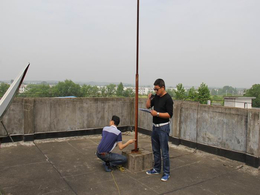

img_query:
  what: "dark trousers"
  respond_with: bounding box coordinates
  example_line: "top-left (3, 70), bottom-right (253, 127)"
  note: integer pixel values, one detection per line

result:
top-left (151, 124), bottom-right (170, 175)
top-left (96, 152), bottom-right (127, 167)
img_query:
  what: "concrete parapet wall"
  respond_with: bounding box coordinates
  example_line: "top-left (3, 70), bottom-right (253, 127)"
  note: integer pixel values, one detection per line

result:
top-left (197, 105), bottom-right (248, 152)
top-left (0, 98), bottom-right (134, 136)
top-left (247, 111), bottom-right (260, 156)
top-left (1, 97), bottom-right (260, 165)
top-left (138, 99), bottom-right (260, 159)
top-left (2, 98), bottom-right (25, 135)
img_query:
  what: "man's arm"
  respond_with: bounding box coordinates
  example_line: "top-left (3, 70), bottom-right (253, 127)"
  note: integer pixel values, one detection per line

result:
top-left (146, 93), bottom-right (152, 108)
top-left (117, 139), bottom-right (136, 150)
top-left (150, 110), bottom-right (170, 119)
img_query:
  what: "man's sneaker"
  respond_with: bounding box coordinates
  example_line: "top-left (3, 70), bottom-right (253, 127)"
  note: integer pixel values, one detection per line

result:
top-left (161, 174), bottom-right (170, 181)
top-left (103, 162), bottom-right (112, 172)
top-left (146, 168), bottom-right (160, 175)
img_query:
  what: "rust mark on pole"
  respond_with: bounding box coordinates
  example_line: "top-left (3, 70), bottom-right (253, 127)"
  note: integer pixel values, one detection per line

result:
top-left (132, 0), bottom-right (139, 152)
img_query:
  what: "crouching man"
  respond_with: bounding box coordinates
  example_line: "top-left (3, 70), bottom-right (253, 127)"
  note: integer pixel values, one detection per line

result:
top-left (96, 115), bottom-right (136, 172)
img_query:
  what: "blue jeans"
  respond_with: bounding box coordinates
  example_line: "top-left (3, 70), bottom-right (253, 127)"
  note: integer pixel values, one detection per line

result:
top-left (152, 124), bottom-right (170, 175)
top-left (96, 152), bottom-right (127, 167)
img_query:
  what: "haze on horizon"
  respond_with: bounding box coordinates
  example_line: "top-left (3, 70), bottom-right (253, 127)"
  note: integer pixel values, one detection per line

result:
top-left (0, 0), bottom-right (259, 89)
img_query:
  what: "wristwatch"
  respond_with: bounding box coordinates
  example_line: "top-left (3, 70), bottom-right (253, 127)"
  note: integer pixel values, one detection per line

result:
top-left (157, 112), bottom-right (159, 117)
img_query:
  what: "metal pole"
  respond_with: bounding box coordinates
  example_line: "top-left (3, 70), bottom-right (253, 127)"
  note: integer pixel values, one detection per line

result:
top-left (133, 0), bottom-right (140, 152)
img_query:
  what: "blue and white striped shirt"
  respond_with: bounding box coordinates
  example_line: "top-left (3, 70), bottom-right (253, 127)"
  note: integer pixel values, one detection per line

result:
top-left (97, 125), bottom-right (122, 153)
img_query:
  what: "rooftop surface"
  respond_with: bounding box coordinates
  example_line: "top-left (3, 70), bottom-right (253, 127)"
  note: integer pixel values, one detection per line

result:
top-left (0, 132), bottom-right (260, 195)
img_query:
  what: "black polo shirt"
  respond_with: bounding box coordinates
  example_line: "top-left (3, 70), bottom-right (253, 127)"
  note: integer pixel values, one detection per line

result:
top-left (150, 93), bottom-right (173, 124)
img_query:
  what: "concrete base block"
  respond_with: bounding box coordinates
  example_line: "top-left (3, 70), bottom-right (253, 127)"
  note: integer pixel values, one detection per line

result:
top-left (122, 149), bottom-right (153, 172)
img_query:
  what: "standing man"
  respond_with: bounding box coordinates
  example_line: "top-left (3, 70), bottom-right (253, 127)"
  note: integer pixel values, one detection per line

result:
top-left (97, 115), bottom-right (136, 172)
top-left (146, 79), bottom-right (173, 181)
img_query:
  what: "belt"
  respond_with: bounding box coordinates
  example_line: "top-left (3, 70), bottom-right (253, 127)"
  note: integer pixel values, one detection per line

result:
top-left (153, 122), bottom-right (170, 127)
top-left (97, 152), bottom-right (110, 155)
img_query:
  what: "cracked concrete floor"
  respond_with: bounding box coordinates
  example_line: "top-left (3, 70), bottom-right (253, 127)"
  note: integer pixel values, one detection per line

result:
top-left (0, 132), bottom-right (260, 195)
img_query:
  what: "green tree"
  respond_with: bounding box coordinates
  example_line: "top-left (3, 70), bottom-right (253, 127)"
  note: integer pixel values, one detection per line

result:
top-left (105, 84), bottom-right (116, 97)
top-left (210, 89), bottom-right (218, 96)
top-left (0, 83), bottom-right (10, 97)
top-left (197, 82), bottom-right (211, 104)
top-left (166, 88), bottom-right (175, 97)
top-left (123, 88), bottom-right (134, 97)
top-left (175, 83), bottom-right (186, 100)
top-left (52, 80), bottom-right (82, 97)
top-left (21, 84), bottom-right (52, 97)
top-left (218, 86), bottom-right (238, 96)
top-left (244, 84), bottom-right (260, 107)
top-left (211, 95), bottom-right (224, 106)
top-left (81, 84), bottom-right (92, 97)
top-left (91, 86), bottom-right (100, 97)
top-left (100, 86), bottom-right (107, 97)
top-left (81, 85), bottom-right (100, 97)
top-left (187, 87), bottom-right (198, 101)
top-left (116, 82), bottom-right (124, 97)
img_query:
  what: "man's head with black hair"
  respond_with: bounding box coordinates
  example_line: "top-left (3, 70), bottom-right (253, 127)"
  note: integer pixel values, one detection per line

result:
top-left (111, 115), bottom-right (120, 126)
top-left (153, 78), bottom-right (167, 97)
top-left (154, 78), bottom-right (165, 89)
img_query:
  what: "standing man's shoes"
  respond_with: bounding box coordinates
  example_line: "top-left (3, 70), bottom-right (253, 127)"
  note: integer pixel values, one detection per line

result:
top-left (146, 168), bottom-right (160, 175)
top-left (161, 174), bottom-right (170, 181)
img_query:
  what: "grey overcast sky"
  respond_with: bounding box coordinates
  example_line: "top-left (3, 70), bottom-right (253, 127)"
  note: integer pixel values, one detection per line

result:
top-left (0, 0), bottom-right (259, 88)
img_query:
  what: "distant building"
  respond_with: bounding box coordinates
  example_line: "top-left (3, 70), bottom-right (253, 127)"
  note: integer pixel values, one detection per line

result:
top-left (123, 86), bottom-right (153, 95)
top-left (224, 96), bottom-right (256, 109)
top-left (138, 87), bottom-right (151, 95)
top-left (19, 84), bottom-right (27, 93)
